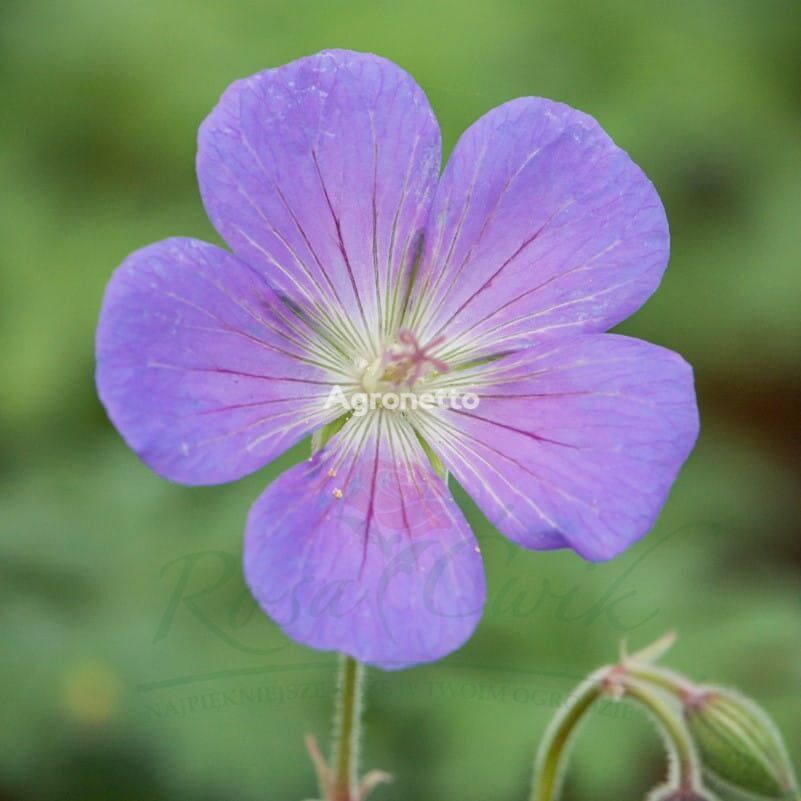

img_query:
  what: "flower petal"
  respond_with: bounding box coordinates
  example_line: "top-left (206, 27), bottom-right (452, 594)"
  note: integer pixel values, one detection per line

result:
top-left (405, 98), bottom-right (669, 362)
top-left (244, 411), bottom-right (485, 669)
top-left (197, 49), bottom-right (442, 355)
top-left (412, 335), bottom-right (699, 561)
top-left (96, 237), bottom-right (345, 485)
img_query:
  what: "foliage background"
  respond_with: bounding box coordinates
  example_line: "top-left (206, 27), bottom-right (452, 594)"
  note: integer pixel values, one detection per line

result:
top-left (1, 1), bottom-right (799, 799)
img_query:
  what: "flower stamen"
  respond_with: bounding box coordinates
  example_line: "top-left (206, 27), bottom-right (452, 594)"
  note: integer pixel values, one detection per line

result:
top-left (382, 330), bottom-right (449, 387)
top-left (360, 330), bottom-right (449, 394)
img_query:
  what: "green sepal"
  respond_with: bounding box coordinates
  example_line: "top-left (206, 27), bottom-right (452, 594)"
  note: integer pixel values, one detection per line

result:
top-left (413, 429), bottom-right (448, 481)
top-left (312, 414), bottom-right (350, 454)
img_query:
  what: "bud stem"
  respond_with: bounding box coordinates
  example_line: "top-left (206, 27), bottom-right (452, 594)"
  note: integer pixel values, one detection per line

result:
top-left (529, 666), bottom-right (701, 801)
top-left (530, 670), bottom-right (605, 801)
top-left (626, 663), bottom-right (698, 702)
top-left (623, 679), bottom-right (699, 788)
top-left (331, 654), bottom-right (365, 801)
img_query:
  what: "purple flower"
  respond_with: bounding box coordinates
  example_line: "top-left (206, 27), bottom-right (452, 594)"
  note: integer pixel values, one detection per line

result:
top-left (96, 50), bottom-right (699, 669)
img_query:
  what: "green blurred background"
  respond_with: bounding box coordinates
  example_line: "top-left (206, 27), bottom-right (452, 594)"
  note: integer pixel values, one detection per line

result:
top-left (2, 1), bottom-right (799, 799)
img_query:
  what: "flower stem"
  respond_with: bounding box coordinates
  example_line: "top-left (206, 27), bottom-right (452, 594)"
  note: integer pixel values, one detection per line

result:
top-left (623, 679), bottom-right (699, 788)
top-left (530, 663), bottom-right (700, 801)
top-left (331, 655), bottom-right (365, 801)
top-left (530, 671), bottom-right (605, 801)
top-left (626, 662), bottom-right (698, 701)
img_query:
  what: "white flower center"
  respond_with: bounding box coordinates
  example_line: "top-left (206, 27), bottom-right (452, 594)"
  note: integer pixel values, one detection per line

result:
top-left (359, 329), bottom-right (448, 396)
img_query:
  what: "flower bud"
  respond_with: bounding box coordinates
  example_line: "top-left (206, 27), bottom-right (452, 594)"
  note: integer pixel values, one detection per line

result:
top-left (683, 686), bottom-right (798, 799)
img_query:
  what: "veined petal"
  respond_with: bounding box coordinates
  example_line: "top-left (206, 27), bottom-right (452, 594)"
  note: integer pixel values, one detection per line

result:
top-left (96, 237), bottom-right (346, 485)
top-left (197, 49), bottom-right (442, 357)
top-left (244, 411), bottom-right (485, 669)
top-left (411, 335), bottom-right (699, 561)
top-left (405, 98), bottom-right (669, 363)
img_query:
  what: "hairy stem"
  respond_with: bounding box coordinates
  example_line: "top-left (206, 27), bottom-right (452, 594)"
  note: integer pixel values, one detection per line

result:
top-left (624, 679), bottom-right (698, 788)
top-left (530, 671), bottom-right (605, 801)
top-left (626, 662), bottom-right (698, 701)
top-left (332, 655), bottom-right (365, 801)
top-left (530, 662), bottom-right (700, 801)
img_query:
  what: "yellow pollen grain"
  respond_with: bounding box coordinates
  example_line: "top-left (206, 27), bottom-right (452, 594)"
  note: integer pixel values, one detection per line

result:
top-left (332, 488), bottom-right (343, 499)
top-left (327, 468), bottom-right (337, 478)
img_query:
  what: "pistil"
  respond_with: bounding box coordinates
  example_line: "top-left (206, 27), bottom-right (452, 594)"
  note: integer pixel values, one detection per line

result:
top-left (360, 330), bottom-right (449, 395)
